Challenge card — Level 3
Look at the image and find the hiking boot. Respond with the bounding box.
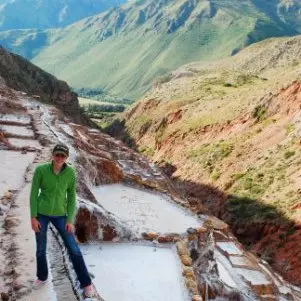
[84,284,94,298]
[32,279,47,290]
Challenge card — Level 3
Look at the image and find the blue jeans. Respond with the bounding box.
[35,214,91,287]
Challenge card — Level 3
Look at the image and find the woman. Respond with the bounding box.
[30,143,93,298]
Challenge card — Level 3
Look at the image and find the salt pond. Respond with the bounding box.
[8,138,41,149]
[216,259,238,288]
[216,242,243,256]
[92,184,200,234]
[81,243,189,301]
[0,151,35,197]
[236,268,271,285]
[0,114,30,124]
[0,125,34,137]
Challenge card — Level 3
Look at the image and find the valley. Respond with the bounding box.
[0,0,300,100]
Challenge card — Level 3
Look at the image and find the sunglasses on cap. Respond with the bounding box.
[54,153,67,158]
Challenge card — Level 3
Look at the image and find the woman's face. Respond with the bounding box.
[52,153,67,167]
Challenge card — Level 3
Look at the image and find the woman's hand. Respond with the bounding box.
[31,217,41,232]
[65,223,74,233]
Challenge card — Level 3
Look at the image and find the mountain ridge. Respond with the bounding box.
[0,0,126,30]
[0,0,300,100]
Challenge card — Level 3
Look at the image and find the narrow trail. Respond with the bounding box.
[0,90,301,301]
[0,107,58,299]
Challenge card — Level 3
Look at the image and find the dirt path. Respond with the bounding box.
[13,184,57,301]
[0,122,58,299]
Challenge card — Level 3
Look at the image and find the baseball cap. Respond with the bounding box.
[52,143,69,157]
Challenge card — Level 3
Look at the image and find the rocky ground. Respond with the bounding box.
[0,84,301,301]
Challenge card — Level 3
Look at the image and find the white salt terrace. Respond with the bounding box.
[81,243,190,301]
[215,248,272,295]
[0,125,34,137]
[216,241,244,256]
[216,259,238,289]
[8,138,41,149]
[236,268,271,285]
[0,150,35,198]
[0,114,31,124]
[92,183,201,234]
[230,256,253,267]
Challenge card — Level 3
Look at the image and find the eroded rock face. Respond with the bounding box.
[75,208,118,242]
[94,158,124,185]
[0,46,86,123]
[76,152,123,186]
[75,207,100,242]
[74,200,135,243]
[167,109,182,124]
[251,223,301,287]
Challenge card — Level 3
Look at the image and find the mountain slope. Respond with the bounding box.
[118,35,301,285]
[0,46,85,122]
[0,0,300,100]
[0,0,125,30]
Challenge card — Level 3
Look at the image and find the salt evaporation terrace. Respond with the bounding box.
[81,243,190,301]
[8,138,41,149]
[0,151,34,196]
[92,183,201,234]
[0,114,31,124]
[0,125,34,137]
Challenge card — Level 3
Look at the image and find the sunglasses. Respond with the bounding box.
[54,153,67,158]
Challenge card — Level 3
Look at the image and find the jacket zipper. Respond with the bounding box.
[51,173,59,216]
[50,162,66,216]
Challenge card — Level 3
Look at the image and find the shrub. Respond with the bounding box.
[232,173,245,181]
[252,105,266,121]
[211,169,221,181]
[284,150,295,160]
[139,146,155,157]
[236,74,254,86]
[227,195,279,222]
[223,82,234,87]
[188,141,233,172]
[286,124,296,135]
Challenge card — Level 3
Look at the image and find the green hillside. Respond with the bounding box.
[0,0,300,100]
